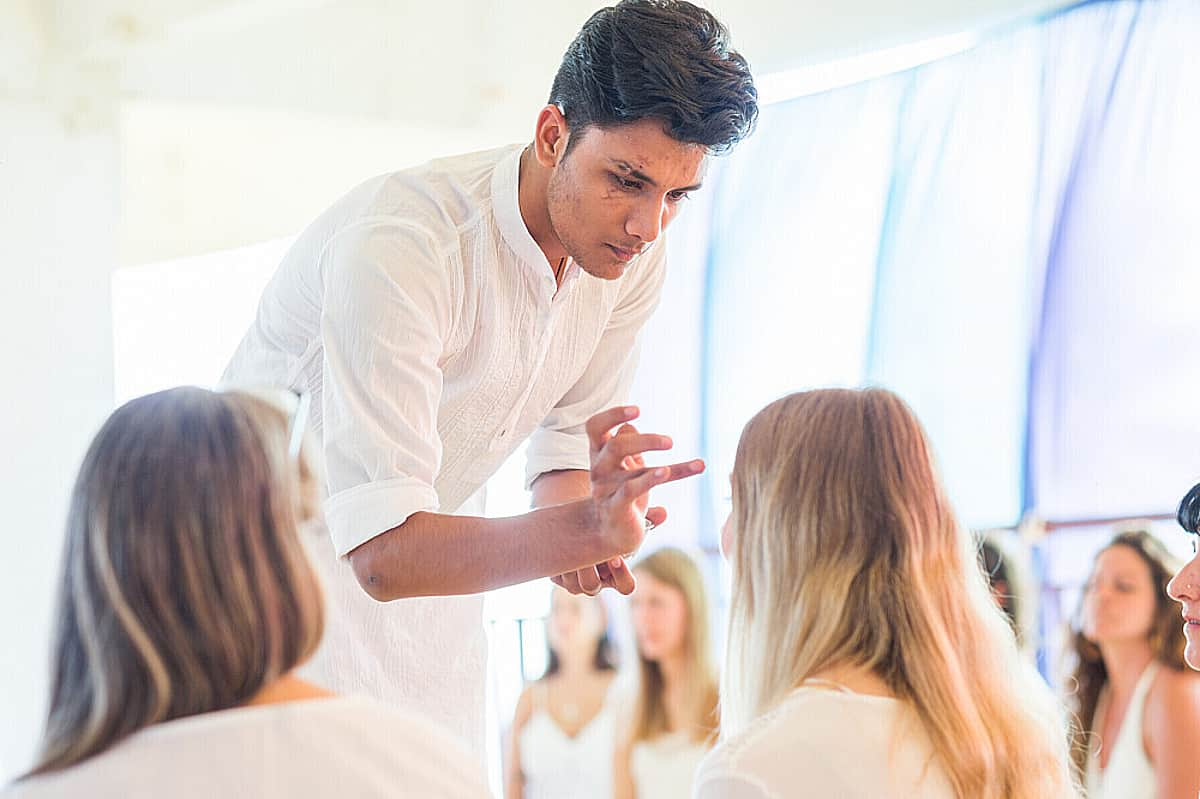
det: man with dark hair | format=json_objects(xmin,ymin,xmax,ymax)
[{"xmin": 223, "ymin": 0, "xmax": 756, "ymax": 755}]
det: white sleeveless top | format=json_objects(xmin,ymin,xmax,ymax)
[
  {"xmin": 630, "ymin": 731, "xmax": 709, "ymax": 799},
  {"xmin": 1086, "ymin": 662, "xmax": 1160, "ymax": 799},
  {"xmin": 518, "ymin": 682, "xmax": 617, "ymax": 799}
]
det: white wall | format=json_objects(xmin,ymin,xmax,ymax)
[
  {"xmin": 101, "ymin": 0, "xmax": 1076, "ymax": 265},
  {"xmin": 0, "ymin": 101, "xmax": 120, "ymax": 778}
]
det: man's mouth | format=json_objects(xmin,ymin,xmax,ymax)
[{"xmin": 607, "ymin": 244, "xmax": 639, "ymax": 263}]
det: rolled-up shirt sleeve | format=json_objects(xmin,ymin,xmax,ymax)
[
  {"xmin": 524, "ymin": 243, "xmax": 668, "ymax": 489},
  {"xmin": 319, "ymin": 221, "xmax": 455, "ymax": 557}
]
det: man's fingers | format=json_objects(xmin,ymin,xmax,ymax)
[
  {"xmin": 586, "ymin": 406, "xmax": 640, "ymax": 455},
  {"xmin": 576, "ymin": 566, "xmax": 602, "ymax": 595},
  {"xmin": 594, "ymin": 433, "xmax": 674, "ymax": 473},
  {"xmin": 645, "ymin": 506, "xmax": 667, "ymax": 527},
  {"xmin": 614, "ymin": 424, "xmax": 644, "ymax": 470},
  {"xmin": 605, "ymin": 557, "xmax": 637, "ymax": 595},
  {"xmin": 558, "ymin": 571, "xmax": 584, "ymax": 595},
  {"xmin": 617, "ymin": 459, "xmax": 704, "ymax": 501},
  {"xmin": 659, "ymin": 458, "xmax": 705, "ymax": 484},
  {"xmin": 615, "ymin": 458, "xmax": 705, "ymax": 495},
  {"xmin": 550, "ymin": 573, "xmax": 566, "ymax": 589}
]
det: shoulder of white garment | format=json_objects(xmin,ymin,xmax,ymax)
[
  {"xmin": 0, "ymin": 697, "xmax": 492, "ymax": 799},
  {"xmin": 315, "ymin": 143, "xmax": 522, "ymax": 270}
]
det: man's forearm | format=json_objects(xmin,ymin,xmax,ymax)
[
  {"xmin": 347, "ymin": 500, "xmax": 612, "ymax": 600},
  {"xmin": 530, "ymin": 469, "xmax": 591, "ymax": 508}
]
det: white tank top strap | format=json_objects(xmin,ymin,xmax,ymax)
[
  {"xmin": 1131, "ymin": 660, "xmax": 1160, "ymax": 705},
  {"xmin": 1086, "ymin": 661, "xmax": 1161, "ymax": 799}
]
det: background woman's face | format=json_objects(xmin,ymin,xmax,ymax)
[
  {"xmin": 630, "ymin": 572, "xmax": 689, "ymax": 663},
  {"xmin": 547, "ymin": 587, "xmax": 606, "ymax": 657},
  {"xmin": 1082, "ymin": 545, "xmax": 1158, "ymax": 647}
]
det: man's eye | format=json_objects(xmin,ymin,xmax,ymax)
[
  {"xmin": 668, "ymin": 191, "xmax": 690, "ymax": 203},
  {"xmin": 612, "ymin": 174, "xmax": 641, "ymax": 191}
]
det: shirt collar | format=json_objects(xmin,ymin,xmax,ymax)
[{"xmin": 491, "ymin": 144, "xmax": 567, "ymax": 283}]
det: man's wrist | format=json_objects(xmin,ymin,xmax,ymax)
[{"xmin": 554, "ymin": 496, "xmax": 610, "ymax": 566}]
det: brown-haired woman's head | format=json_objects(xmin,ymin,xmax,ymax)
[
  {"xmin": 543, "ymin": 586, "xmax": 616, "ymax": 678},
  {"xmin": 1068, "ymin": 528, "xmax": 1185, "ymax": 774},
  {"xmin": 28, "ymin": 386, "xmax": 324, "ymax": 778},
  {"xmin": 629, "ymin": 546, "xmax": 718, "ymax": 744},
  {"xmin": 721, "ymin": 388, "xmax": 1074, "ymax": 799}
]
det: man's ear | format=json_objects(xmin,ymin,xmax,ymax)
[{"xmin": 533, "ymin": 104, "xmax": 572, "ymax": 167}]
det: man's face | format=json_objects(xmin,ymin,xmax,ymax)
[{"xmin": 545, "ymin": 118, "xmax": 707, "ymax": 280}]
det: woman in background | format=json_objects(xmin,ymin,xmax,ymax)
[
  {"xmin": 506, "ymin": 586, "xmax": 618, "ymax": 799},
  {"xmin": 696, "ymin": 388, "xmax": 1075, "ymax": 799},
  {"xmin": 1069, "ymin": 529, "xmax": 1200, "ymax": 798},
  {"xmin": 614, "ymin": 547, "xmax": 718, "ymax": 799},
  {"xmin": 6, "ymin": 387, "xmax": 488, "ymax": 798}
]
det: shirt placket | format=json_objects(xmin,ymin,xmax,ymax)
[{"xmin": 492, "ymin": 265, "xmax": 579, "ymax": 449}]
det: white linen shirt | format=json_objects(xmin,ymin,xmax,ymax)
[
  {"xmin": 221, "ymin": 143, "xmax": 667, "ymax": 756},
  {"xmin": 224, "ymin": 143, "xmax": 666, "ymax": 556}
]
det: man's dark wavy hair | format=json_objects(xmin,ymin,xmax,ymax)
[{"xmin": 549, "ymin": 0, "xmax": 758, "ymax": 155}]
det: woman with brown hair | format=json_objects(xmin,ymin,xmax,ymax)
[
  {"xmin": 6, "ymin": 387, "xmax": 488, "ymax": 798},
  {"xmin": 505, "ymin": 586, "xmax": 618, "ymax": 799},
  {"xmin": 614, "ymin": 546, "xmax": 718, "ymax": 799},
  {"xmin": 1068, "ymin": 529, "xmax": 1200, "ymax": 798},
  {"xmin": 696, "ymin": 388, "xmax": 1076, "ymax": 799}
]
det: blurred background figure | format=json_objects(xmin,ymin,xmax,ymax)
[
  {"xmin": 1067, "ymin": 529, "xmax": 1200, "ymax": 798},
  {"xmin": 5, "ymin": 388, "xmax": 489, "ymax": 799},
  {"xmin": 615, "ymin": 547, "xmax": 718, "ymax": 799},
  {"xmin": 505, "ymin": 587, "xmax": 618, "ymax": 799},
  {"xmin": 977, "ymin": 528, "xmax": 1037, "ymax": 654},
  {"xmin": 979, "ymin": 533, "xmax": 1020, "ymax": 631}
]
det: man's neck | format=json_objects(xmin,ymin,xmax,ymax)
[{"xmin": 517, "ymin": 145, "xmax": 570, "ymax": 276}]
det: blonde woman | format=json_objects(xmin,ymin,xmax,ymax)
[
  {"xmin": 7, "ymin": 387, "xmax": 488, "ymax": 799},
  {"xmin": 696, "ymin": 388, "xmax": 1076, "ymax": 799},
  {"xmin": 614, "ymin": 547, "xmax": 718, "ymax": 799},
  {"xmin": 1068, "ymin": 529, "xmax": 1200, "ymax": 798}
]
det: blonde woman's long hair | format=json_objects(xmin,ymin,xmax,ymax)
[
  {"xmin": 26, "ymin": 387, "xmax": 324, "ymax": 777},
  {"xmin": 721, "ymin": 388, "xmax": 1075, "ymax": 798},
  {"xmin": 630, "ymin": 547, "xmax": 719, "ymax": 745}
]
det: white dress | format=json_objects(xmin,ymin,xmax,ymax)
[
  {"xmin": 631, "ymin": 731, "xmax": 709, "ymax": 799},
  {"xmin": 1086, "ymin": 662, "xmax": 1160, "ymax": 799},
  {"xmin": 693, "ymin": 685, "xmax": 956, "ymax": 799},
  {"xmin": 518, "ymin": 683, "xmax": 617, "ymax": 799},
  {"xmin": 3, "ymin": 696, "xmax": 490, "ymax": 799}
]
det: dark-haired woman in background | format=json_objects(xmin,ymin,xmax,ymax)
[
  {"xmin": 5, "ymin": 387, "xmax": 489, "ymax": 799},
  {"xmin": 506, "ymin": 587, "xmax": 618, "ymax": 799},
  {"xmin": 1068, "ymin": 529, "xmax": 1200, "ymax": 798}
]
